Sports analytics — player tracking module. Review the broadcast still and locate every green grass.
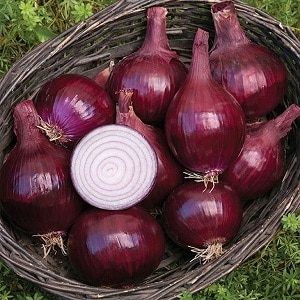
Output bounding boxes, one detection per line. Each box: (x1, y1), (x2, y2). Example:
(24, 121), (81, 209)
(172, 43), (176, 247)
(0, 0), (299, 76)
(0, 0), (299, 299)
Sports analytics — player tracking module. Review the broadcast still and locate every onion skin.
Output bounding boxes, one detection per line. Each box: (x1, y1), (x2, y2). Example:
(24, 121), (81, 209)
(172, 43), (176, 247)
(34, 73), (115, 149)
(116, 90), (184, 209)
(162, 181), (242, 253)
(106, 6), (188, 125)
(0, 100), (85, 235)
(221, 104), (300, 203)
(93, 61), (114, 88)
(210, 1), (288, 121)
(67, 206), (165, 287)
(165, 28), (245, 176)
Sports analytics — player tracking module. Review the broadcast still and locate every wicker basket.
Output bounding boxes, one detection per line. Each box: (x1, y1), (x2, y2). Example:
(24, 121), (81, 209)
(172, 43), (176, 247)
(0, 0), (299, 299)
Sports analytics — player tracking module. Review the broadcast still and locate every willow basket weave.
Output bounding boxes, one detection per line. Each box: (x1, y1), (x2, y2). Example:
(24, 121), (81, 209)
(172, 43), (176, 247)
(0, 0), (299, 299)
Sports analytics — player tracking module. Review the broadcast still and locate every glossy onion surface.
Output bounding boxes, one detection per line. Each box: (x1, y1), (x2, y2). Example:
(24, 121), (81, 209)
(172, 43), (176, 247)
(165, 29), (245, 175)
(221, 104), (300, 203)
(116, 90), (183, 209)
(34, 73), (115, 148)
(106, 7), (187, 125)
(163, 180), (243, 249)
(0, 100), (85, 234)
(67, 206), (165, 287)
(210, 1), (288, 120)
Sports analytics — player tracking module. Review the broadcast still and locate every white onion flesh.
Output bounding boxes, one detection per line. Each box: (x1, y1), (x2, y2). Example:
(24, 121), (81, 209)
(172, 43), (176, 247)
(70, 124), (158, 210)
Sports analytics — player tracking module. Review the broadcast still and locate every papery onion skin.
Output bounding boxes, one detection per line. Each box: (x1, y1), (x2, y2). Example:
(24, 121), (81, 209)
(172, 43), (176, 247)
(162, 180), (243, 249)
(165, 28), (245, 175)
(0, 100), (85, 235)
(210, 1), (288, 121)
(34, 73), (115, 149)
(221, 104), (300, 203)
(93, 61), (114, 88)
(67, 206), (165, 287)
(106, 6), (188, 125)
(116, 90), (184, 209)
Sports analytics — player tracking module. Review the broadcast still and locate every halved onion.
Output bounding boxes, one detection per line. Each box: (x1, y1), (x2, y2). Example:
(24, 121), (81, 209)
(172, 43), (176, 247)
(70, 124), (158, 210)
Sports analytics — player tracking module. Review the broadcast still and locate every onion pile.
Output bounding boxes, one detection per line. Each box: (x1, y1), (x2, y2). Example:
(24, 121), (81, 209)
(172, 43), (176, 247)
(0, 2), (298, 289)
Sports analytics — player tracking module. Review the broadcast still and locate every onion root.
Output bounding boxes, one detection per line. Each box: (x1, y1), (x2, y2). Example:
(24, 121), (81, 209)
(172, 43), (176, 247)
(183, 170), (219, 192)
(34, 231), (67, 258)
(189, 242), (223, 263)
(37, 117), (69, 144)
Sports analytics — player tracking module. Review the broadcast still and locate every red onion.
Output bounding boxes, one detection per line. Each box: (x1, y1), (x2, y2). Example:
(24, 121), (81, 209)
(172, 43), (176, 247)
(70, 124), (158, 210)
(221, 104), (300, 203)
(106, 6), (188, 125)
(116, 89), (183, 208)
(0, 100), (85, 256)
(163, 180), (242, 262)
(209, 1), (288, 121)
(34, 73), (115, 149)
(67, 206), (165, 287)
(165, 28), (245, 184)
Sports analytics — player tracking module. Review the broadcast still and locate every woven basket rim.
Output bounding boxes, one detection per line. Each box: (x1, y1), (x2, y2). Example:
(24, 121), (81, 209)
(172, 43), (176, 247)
(0, 1), (299, 299)
(0, 0), (299, 81)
